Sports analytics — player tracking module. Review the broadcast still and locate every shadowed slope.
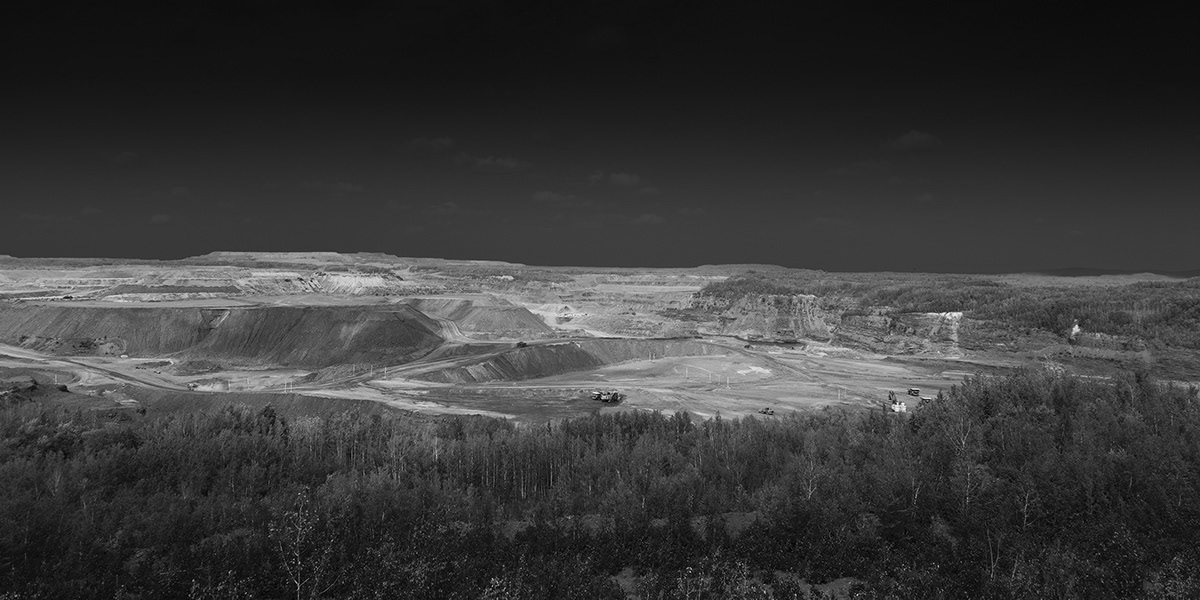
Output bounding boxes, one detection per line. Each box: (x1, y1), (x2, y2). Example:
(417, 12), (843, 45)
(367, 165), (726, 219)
(0, 304), (445, 367)
(407, 297), (554, 339)
(0, 306), (210, 355)
(190, 305), (443, 367)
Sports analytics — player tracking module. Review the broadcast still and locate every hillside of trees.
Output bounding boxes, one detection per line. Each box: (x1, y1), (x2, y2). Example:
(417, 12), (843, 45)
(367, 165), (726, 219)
(698, 273), (1200, 350)
(2, 368), (1199, 599)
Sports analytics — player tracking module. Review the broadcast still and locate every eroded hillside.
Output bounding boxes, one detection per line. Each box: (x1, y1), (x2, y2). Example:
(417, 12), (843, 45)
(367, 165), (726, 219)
(0, 304), (444, 367)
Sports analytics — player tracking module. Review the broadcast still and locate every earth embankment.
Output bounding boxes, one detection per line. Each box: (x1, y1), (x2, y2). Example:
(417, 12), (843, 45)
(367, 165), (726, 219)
(416, 338), (714, 384)
(122, 388), (408, 417)
(189, 305), (444, 366)
(408, 297), (554, 339)
(0, 305), (211, 355)
(0, 304), (444, 367)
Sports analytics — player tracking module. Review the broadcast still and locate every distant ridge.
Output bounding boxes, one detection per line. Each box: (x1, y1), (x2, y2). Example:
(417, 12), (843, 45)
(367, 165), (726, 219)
(1029, 267), (1200, 279)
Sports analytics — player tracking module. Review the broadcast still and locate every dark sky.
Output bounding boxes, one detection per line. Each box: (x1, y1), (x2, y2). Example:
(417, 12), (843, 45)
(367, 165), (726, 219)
(3, 1), (1198, 272)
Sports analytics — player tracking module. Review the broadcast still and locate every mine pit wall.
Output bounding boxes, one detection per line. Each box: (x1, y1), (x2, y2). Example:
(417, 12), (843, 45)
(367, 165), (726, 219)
(407, 297), (555, 339)
(833, 311), (967, 355)
(838, 311), (959, 342)
(190, 305), (444, 367)
(0, 304), (445, 368)
(416, 338), (716, 384)
(407, 297), (497, 321)
(693, 294), (835, 342)
(454, 306), (555, 339)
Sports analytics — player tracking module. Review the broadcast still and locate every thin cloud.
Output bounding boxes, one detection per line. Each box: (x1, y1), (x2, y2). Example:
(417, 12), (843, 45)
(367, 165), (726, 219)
(915, 192), (936, 203)
(638, 187), (661, 195)
(456, 153), (531, 172)
(385, 200), (409, 211)
(79, 206), (103, 217)
(532, 190), (572, 202)
(149, 214), (172, 224)
(634, 213), (665, 226)
(885, 130), (941, 150)
(610, 172), (642, 186)
(678, 207), (707, 215)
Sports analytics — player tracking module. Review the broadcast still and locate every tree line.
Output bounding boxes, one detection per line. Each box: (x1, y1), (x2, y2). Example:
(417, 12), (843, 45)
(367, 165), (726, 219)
(2, 367), (1199, 598)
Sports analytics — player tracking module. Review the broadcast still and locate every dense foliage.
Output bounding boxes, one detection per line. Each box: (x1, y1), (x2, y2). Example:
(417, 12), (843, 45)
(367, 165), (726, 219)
(2, 369), (1199, 598)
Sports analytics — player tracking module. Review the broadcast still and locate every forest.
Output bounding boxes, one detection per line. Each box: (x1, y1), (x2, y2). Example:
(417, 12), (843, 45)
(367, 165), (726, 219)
(2, 367), (1199, 599)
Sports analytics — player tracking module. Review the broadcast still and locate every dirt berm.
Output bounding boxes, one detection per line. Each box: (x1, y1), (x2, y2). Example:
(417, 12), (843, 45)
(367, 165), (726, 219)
(0, 304), (444, 367)
(0, 305), (212, 354)
(407, 297), (554, 340)
(416, 338), (715, 384)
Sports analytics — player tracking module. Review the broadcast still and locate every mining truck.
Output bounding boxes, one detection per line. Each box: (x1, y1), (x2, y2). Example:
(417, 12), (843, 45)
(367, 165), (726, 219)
(591, 390), (622, 402)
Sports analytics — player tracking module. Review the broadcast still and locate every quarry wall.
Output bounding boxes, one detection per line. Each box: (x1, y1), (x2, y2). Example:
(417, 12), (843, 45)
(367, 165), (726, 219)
(693, 294), (834, 341)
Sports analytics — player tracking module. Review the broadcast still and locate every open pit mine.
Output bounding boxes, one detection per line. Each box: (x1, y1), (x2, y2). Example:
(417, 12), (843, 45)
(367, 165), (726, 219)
(1, 252), (1189, 421)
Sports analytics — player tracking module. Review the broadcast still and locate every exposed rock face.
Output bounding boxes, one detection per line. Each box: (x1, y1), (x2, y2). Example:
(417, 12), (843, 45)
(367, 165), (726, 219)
(1073, 329), (1147, 352)
(835, 310), (964, 355)
(694, 294), (834, 341)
